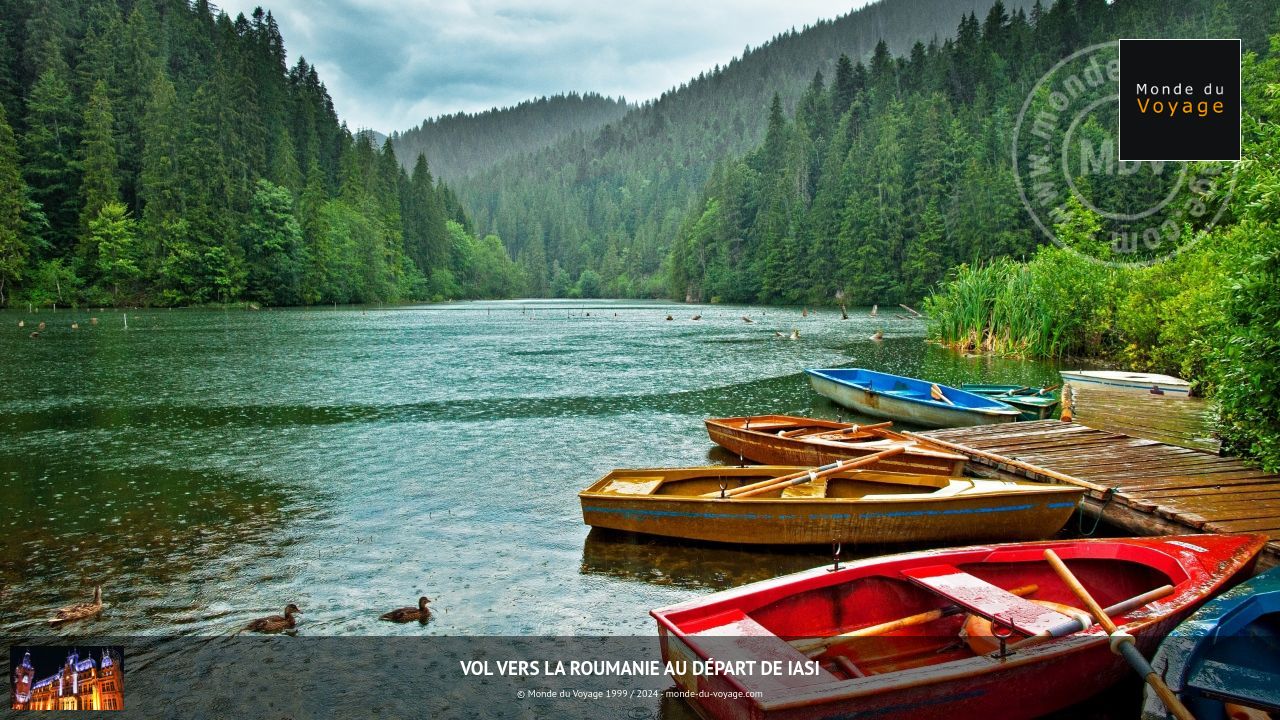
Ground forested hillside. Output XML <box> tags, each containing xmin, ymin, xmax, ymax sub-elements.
<box><xmin>455</xmin><ymin>0</ymin><xmax>1041</xmax><ymax>298</ymax></box>
<box><xmin>391</xmin><ymin>93</ymin><xmax>631</xmax><ymax>181</ymax></box>
<box><xmin>0</xmin><ymin>0</ymin><xmax>522</xmax><ymax>308</ymax></box>
<box><xmin>668</xmin><ymin>0</ymin><xmax>1274</xmax><ymax>306</ymax></box>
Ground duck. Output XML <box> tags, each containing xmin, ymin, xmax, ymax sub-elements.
<box><xmin>380</xmin><ymin>596</ymin><xmax>431</xmax><ymax>623</ymax></box>
<box><xmin>49</xmin><ymin>586</ymin><xmax>103</xmax><ymax>624</ymax></box>
<box><xmin>690</xmin><ymin>314</ymin><xmax>701</xmax><ymax>321</ymax></box>
<box><xmin>789</xmin><ymin>328</ymin><xmax>800</xmax><ymax>341</ymax></box>
<box><xmin>742</xmin><ymin>316</ymin><xmax>753</xmax><ymax>323</ymax></box>
<box><xmin>70</xmin><ymin>322</ymin><xmax>79</xmax><ymax>330</ymax></box>
<box><xmin>246</xmin><ymin>603</ymin><xmax>301</xmax><ymax>633</ymax></box>
<box><xmin>37</xmin><ymin>321</ymin><xmax>46</xmax><ymax>330</ymax></box>
<box><xmin>90</xmin><ymin>317</ymin><xmax>98</xmax><ymax>325</ymax></box>
<box><xmin>29</xmin><ymin>331</ymin><xmax>39</xmax><ymax>339</ymax></box>
<box><xmin>871</xmin><ymin>329</ymin><xmax>884</xmax><ymax>341</ymax></box>
<box><xmin>17</xmin><ymin>320</ymin><xmax>23</xmax><ymax>328</ymax></box>
<box><xmin>665</xmin><ymin>315</ymin><xmax>673</xmax><ymax>321</ymax></box>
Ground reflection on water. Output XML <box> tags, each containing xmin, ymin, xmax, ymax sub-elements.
<box><xmin>580</xmin><ymin>529</ymin><xmax>827</xmax><ymax>591</ymax></box>
<box><xmin>0</xmin><ymin>301</ymin><xmax>1063</xmax><ymax>641</ymax></box>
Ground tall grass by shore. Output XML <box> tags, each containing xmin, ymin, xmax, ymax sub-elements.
<box><xmin>923</xmin><ymin>247</ymin><xmax>1119</xmax><ymax>359</ymax></box>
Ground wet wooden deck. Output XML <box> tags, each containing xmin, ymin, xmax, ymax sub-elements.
<box><xmin>908</xmin><ymin>420</ymin><xmax>1280</xmax><ymax>570</ymax></box>
<box><xmin>1066</xmin><ymin>385</ymin><xmax>1219</xmax><ymax>452</ymax></box>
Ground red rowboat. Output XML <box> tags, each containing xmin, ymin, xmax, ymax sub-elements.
<box><xmin>651</xmin><ymin>534</ymin><xmax>1265</xmax><ymax>720</ymax></box>
<box><xmin>706</xmin><ymin>415</ymin><xmax>968</xmax><ymax>476</ymax></box>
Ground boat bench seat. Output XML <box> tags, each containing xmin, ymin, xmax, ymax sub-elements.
<box><xmin>780</xmin><ymin>479</ymin><xmax>828</xmax><ymax>498</ymax></box>
<box><xmin>689</xmin><ymin>610</ymin><xmax>840</xmax><ymax>693</ymax></box>
<box><xmin>901</xmin><ymin>564</ymin><xmax>1072</xmax><ymax>636</ymax></box>
<box><xmin>603</xmin><ymin>477</ymin><xmax>665</xmax><ymax>495</ymax></box>
<box><xmin>1186</xmin><ymin>660</ymin><xmax>1280</xmax><ymax>710</ymax></box>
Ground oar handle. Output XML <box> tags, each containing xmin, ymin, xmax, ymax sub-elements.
<box><xmin>1044</xmin><ymin>550</ymin><xmax>1196</xmax><ymax>720</ymax></box>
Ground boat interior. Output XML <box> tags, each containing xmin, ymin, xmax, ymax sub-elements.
<box><xmin>591</xmin><ymin>468</ymin><xmax>957</xmax><ymax>500</ymax></box>
<box><xmin>1187</xmin><ymin>597</ymin><xmax>1280</xmax><ymax>711</ymax></box>
<box><xmin>664</xmin><ymin>550</ymin><xmax>1185</xmax><ymax>684</ymax></box>
<box><xmin>723</xmin><ymin>416</ymin><xmax>901</xmax><ymax>442</ymax></box>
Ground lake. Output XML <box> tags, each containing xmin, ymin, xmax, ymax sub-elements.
<box><xmin>0</xmin><ymin>300</ymin><xmax>1098</xmax><ymax>716</ymax></box>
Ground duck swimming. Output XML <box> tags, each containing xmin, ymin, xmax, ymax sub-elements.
<box><xmin>49</xmin><ymin>586</ymin><xmax>102</xmax><ymax>624</ymax></box>
<box><xmin>246</xmin><ymin>603</ymin><xmax>301</xmax><ymax>633</ymax></box>
<box><xmin>380</xmin><ymin>596</ymin><xmax>431</xmax><ymax>623</ymax></box>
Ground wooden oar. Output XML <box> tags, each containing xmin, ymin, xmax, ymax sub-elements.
<box><xmin>1037</xmin><ymin>383</ymin><xmax>1061</xmax><ymax>396</ymax></box>
<box><xmin>1044</xmin><ymin>550</ymin><xmax>1196</xmax><ymax>720</ymax></box>
<box><xmin>703</xmin><ymin>446</ymin><xmax>909</xmax><ymax>499</ymax></box>
<box><xmin>837</xmin><ymin>421</ymin><xmax>894</xmax><ymax>435</ymax></box>
<box><xmin>791</xmin><ymin>584</ymin><xmax>1039</xmax><ymax>655</ymax></box>
<box><xmin>734</xmin><ymin>446</ymin><xmax>910</xmax><ymax>499</ymax></box>
<box><xmin>1003</xmin><ymin>584</ymin><xmax>1175</xmax><ymax>653</ymax></box>
<box><xmin>929</xmin><ymin>384</ymin><xmax>955</xmax><ymax>405</ymax></box>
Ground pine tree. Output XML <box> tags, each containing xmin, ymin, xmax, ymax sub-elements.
<box><xmin>0</xmin><ymin>103</ymin><xmax>28</xmax><ymax>305</ymax></box>
<box><xmin>88</xmin><ymin>201</ymin><xmax>140</xmax><ymax>303</ymax></box>
<box><xmin>242</xmin><ymin>178</ymin><xmax>303</xmax><ymax>305</ymax></box>
<box><xmin>22</xmin><ymin>51</ymin><xmax>80</xmax><ymax>258</ymax></box>
<box><xmin>80</xmin><ymin>80</ymin><xmax>120</xmax><ymax>235</ymax></box>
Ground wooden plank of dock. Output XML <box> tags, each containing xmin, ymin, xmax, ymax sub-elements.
<box><xmin>909</xmin><ymin>420</ymin><xmax>1279</xmax><ymax>570</ymax></box>
<box><xmin>1066</xmin><ymin>385</ymin><xmax>1219</xmax><ymax>452</ymax></box>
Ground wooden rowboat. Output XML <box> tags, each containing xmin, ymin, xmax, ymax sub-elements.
<box><xmin>1061</xmin><ymin>370</ymin><xmax>1191</xmax><ymax>396</ymax></box>
<box><xmin>651</xmin><ymin>534</ymin><xmax>1266</xmax><ymax>720</ymax></box>
<box><xmin>1145</xmin><ymin>565</ymin><xmax>1280</xmax><ymax>719</ymax></box>
<box><xmin>578</xmin><ymin>465</ymin><xmax>1083</xmax><ymax>545</ymax></box>
<box><xmin>960</xmin><ymin>384</ymin><xmax>1061</xmax><ymax>421</ymax></box>
<box><xmin>705</xmin><ymin>415</ymin><xmax>967</xmax><ymax>476</ymax></box>
<box><xmin>806</xmin><ymin>368</ymin><xmax>1021</xmax><ymax>428</ymax></box>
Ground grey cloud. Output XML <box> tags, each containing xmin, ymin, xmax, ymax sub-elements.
<box><xmin>219</xmin><ymin>0</ymin><xmax>858</xmax><ymax>132</ymax></box>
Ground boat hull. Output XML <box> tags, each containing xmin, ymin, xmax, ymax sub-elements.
<box><xmin>652</xmin><ymin>534</ymin><xmax>1266</xmax><ymax>720</ymax></box>
<box><xmin>1145</xmin><ymin>566</ymin><xmax>1280</xmax><ymax>719</ymax></box>
<box><xmin>806</xmin><ymin>372</ymin><xmax>1018</xmax><ymax>428</ymax></box>
<box><xmin>579</xmin><ymin>467</ymin><xmax>1082</xmax><ymax>545</ymax></box>
<box><xmin>1061</xmin><ymin>370</ymin><xmax>1191</xmax><ymax>395</ymax></box>
<box><xmin>705</xmin><ymin>416</ymin><xmax>967</xmax><ymax>476</ymax></box>
<box><xmin>961</xmin><ymin>386</ymin><xmax>1060</xmax><ymax>421</ymax></box>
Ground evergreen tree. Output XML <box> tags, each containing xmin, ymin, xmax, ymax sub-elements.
<box><xmin>22</xmin><ymin>53</ymin><xmax>80</xmax><ymax>258</ymax></box>
<box><xmin>242</xmin><ymin>178</ymin><xmax>303</xmax><ymax>305</ymax></box>
<box><xmin>80</xmin><ymin>80</ymin><xmax>120</xmax><ymax>236</ymax></box>
<box><xmin>0</xmin><ymin>104</ymin><xmax>28</xmax><ymax>305</ymax></box>
<box><xmin>88</xmin><ymin>201</ymin><xmax>140</xmax><ymax>303</ymax></box>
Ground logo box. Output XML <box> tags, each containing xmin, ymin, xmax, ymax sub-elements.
<box><xmin>1119</xmin><ymin>39</ymin><xmax>1241</xmax><ymax>161</ymax></box>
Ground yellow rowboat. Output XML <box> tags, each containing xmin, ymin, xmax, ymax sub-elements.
<box><xmin>578</xmin><ymin>466</ymin><xmax>1084</xmax><ymax>545</ymax></box>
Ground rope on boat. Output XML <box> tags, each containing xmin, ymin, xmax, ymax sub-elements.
<box><xmin>1077</xmin><ymin>487</ymin><xmax>1116</xmax><ymax>536</ymax></box>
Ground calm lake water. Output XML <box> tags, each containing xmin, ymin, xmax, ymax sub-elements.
<box><xmin>0</xmin><ymin>300</ymin><xmax>1067</xmax><ymax>638</ymax></box>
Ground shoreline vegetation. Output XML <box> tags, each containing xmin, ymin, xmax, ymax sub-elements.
<box><xmin>925</xmin><ymin>39</ymin><xmax>1280</xmax><ymax>471</ymax></box>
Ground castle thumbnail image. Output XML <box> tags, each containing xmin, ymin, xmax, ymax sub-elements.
<box><xmin>11</xmin><ymin>647</ymin><xmax>123</xmax><ymax>711</ymax></box>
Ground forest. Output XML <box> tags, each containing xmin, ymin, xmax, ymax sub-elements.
<box><xmin>0</xmin><ymin>0</ymin><xmax>524</xmax><ymax>308</ymax></box>
<box><xmin>665</xmin><ymin>0</ymin><xmax>1272</xmax><ymax>306</ymax></box>
<box><xmin>452</xmin><ymin>0</ymin><xmax>1041</xmax><ymax>299</ymax></box>
<box><xmin>391</xmin><ymin>93</ymin><xmax>631</xmax><ymax>182</ymax></box>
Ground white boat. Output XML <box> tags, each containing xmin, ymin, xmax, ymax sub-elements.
<box><xmin>1060</xmin><ymin>370</ymin><xmax>1191</xmax><ymax>395</ymax></box>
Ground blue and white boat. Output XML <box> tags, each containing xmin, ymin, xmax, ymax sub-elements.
<box><xmin>805</xmin><ymin>368</ymin><xmax>1022</xmax><ymax>428</ymax></box>
<box><xmin>1144</xmin><ymin>566</ymin><xmax>1280</xmax><ymax>720</ymax></box>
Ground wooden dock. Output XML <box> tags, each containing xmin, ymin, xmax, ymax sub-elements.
<box><xmin>1066</xmin><ymin>385</ymin><xmax>1219</xmax><ymax>452</ymax></box>
<box><xmin>909</xmin><ymin>420</ymin><xmax>1280</xmax><ymax>569</ymax></box>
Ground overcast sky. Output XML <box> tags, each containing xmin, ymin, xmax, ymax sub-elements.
<box><xmin>218</xmin><ymin>0</ymin><xmax>864</xmax><ymax>134</ymax></box>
